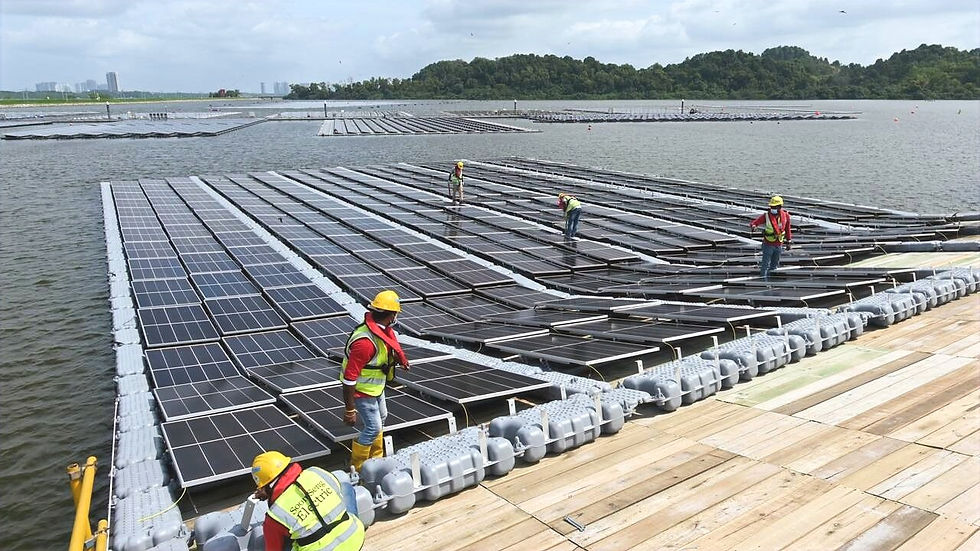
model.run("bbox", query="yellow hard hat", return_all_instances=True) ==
[558,192,567,198]
[369,289,401,312]
[456,161,464,168]
[769,195,784,207]
[251,451,290,488]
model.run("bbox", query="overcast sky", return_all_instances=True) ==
[2,0,977,92]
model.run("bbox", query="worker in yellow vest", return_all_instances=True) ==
[251,450,364,551]
[341,290,410,470]
[558,192,583,239]
[448,161,464,205]
[749,195,793,279]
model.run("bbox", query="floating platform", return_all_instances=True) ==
[99,159,978,550]
[530,111,857,123]
[2,118,265,140]
[317,116,536,136]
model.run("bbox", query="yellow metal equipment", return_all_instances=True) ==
[67,456,108,551]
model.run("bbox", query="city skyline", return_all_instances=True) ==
[2,0,978,93]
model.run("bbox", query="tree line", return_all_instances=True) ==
[287,44,979,101]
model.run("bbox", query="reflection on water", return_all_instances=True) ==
[0,99,976,549]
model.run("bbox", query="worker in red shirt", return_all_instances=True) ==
[749,195,793,279]
[341,290,410,470]
[251,450,364,551]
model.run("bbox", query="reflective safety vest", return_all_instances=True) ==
[449,170,463,186]
[562,196,581,214]
[266,467,364,551]
[341,324,390,397]
[763,211,788,244]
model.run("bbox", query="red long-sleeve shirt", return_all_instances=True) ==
[262,462,303,551]
[749,210,792,245]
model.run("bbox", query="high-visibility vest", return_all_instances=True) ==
[266,467,364,551]
[763,211,787,243]
[449,170,463,186]
[341,324,389,396]
[562,196,581,214]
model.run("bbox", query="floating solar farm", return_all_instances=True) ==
[318,116,535,136]
[103,158,980,549]
[2,118,265,140]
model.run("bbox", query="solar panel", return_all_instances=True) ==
[485,309,608,327]
[338,274,421,305]
[128,257,188,280]
[154,376,276,421]
[124,241,178,259]
[423,321,549,344]
[395,302,467,335]
[242,263,311,288]
[264,284,346,321]
[138,305,220,347]
[224,330,319,369]
[555,318,725,344]
[396,359,551,404]
[131,278,200,309]
[204,295,287,335]
[172,236,226,254]
[120,226,169,242]
[292,316,358,358]
[400,346,455,364]
[476,285,561,308]
[536,296,654,313]
[190,270,261,299]
[426,294,517,321]
[181,251,240,274]
[162,405,329,487]
[486,334,659,366]
[624,303,778,323]
[247,357,343,393]
[146,342,241,387]
[385,266,471,297]
[280,387,453,442]
[427,259,514,288]
[686,287,845,303]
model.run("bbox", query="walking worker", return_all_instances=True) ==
[448,161,464,205]
[749,195,793,279]
[557,192,583,239]
[251,450,365,551]
[341,290,410,471]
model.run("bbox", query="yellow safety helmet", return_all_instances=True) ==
[369,289,402,312]
[456,161,464,168]
[251,451,290,488]
[558,192,567,198]
[769,195,784,207]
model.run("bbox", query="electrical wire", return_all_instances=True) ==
[460,402,471,428]
[138,487,187,523]
[586,364,605,383]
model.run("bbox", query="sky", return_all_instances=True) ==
[1,0,978,93]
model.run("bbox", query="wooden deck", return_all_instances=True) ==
[364,254,980,550]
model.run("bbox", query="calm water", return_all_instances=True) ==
[0,99,977,549]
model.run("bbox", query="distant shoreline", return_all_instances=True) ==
[0,97,278,109]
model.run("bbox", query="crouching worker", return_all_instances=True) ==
[342,290,410,471]
[251,450,364,551]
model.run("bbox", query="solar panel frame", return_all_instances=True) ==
[190,270,262,299]
[399,368,551,404]
[292,316,358,358]
[263,284,346,321]
[204,295,288,335]
[128,257,188,281]
[486,334,659,366]
[162,405,329,487]
[131,278,201,309]
[246,357,343,393]
[145,342,242,387]
[223,330,319,369]
[423,321,549,344]
[180,251,241,274]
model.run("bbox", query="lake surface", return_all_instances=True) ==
[0,99,977,549]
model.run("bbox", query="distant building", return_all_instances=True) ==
[106,72,119,93]
[35,82,58,92]
[74,79,99,93]
[273,81,289,95]
[260,82,266,94]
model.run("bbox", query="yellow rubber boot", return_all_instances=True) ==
[350,441,371,471]
[369,433,385,459]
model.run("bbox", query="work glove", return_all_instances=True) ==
[784,241,792,251]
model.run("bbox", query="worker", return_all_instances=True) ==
[557,192,583,239]
[341,290,410,470]
[251,450,364,551]
[749,195,793,279]
[448,161,464,205]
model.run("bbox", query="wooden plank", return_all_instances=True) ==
[723,346,894,408]
[955,529,980,551]
[836,505,937,551]
[770,351,931,415]
[726,485,868,550]
[794,354,972,426]
[948,429,980,456]
[838,443,936,491]
[894,515,978,551]
[886,388,980,443]
[700,411,808,455]
[727,418,815,459]
[744,419,834,460]
[564,456,758,548]
[645,400,752,437]
[534,443,722,528]
[761,424,849,466]
[783,428,880,474]
[937,481,980,525]
[809,436,910,482]
[868,450,967,501]
[862,372,979,436]
[637,397,730,431]
[462,517,568,551]
[918,407,980,450]
[515,436,701,514]
[901,456,980,512]
[595,461,784,551]
[632,469,815,550]
[788,495,901,550]
[672,403,766,442]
